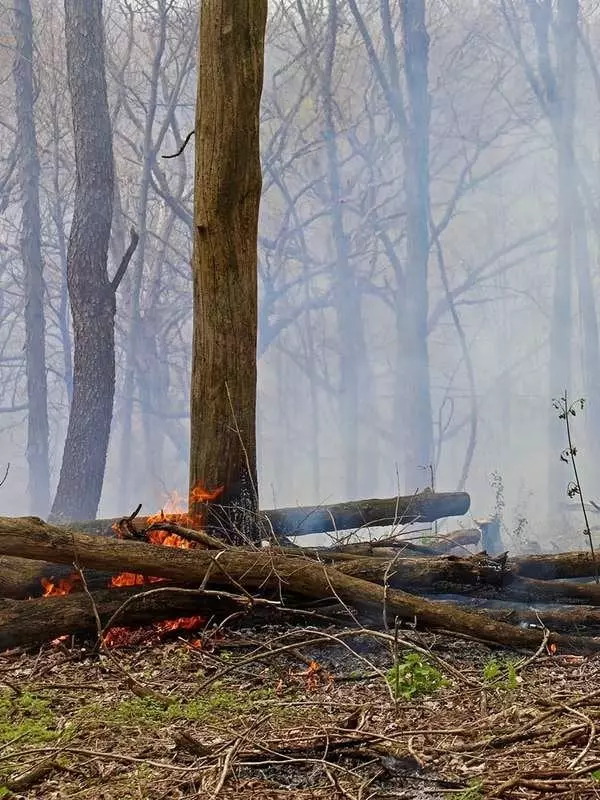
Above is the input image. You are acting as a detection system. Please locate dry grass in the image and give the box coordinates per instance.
[2,622,600,799]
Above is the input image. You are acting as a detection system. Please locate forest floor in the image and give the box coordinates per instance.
[2,621,600,799]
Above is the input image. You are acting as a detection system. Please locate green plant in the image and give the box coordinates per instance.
[483,658,518,689]
[554,391,598,583]
[448,781,484,800]
[0,690,58,746]
[386,652,449,700]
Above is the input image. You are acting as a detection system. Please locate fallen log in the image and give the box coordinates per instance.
[338,555,600,606]
[0,585,255,651]
[512,551,599,580]
[0,516,598,652]
[61,489,471,538]
[475,603,600,632]
[0,520,478,600]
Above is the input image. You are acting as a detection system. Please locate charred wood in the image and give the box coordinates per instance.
[0,516,598,652]
[0,585,255,650]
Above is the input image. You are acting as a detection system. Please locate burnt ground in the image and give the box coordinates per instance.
[2,621,600,799]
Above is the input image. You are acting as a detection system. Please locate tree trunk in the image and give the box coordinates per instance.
[51,0,116,521]
[189,0,267,540]
[12,0,50,517]
[396,0,433,491]
[67,490,470,537]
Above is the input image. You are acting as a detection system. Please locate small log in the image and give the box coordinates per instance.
[0,585,251,651]
[59,489,471,538]
[476,603,600,632]
[0,516,598,652]
[512,551,599,580]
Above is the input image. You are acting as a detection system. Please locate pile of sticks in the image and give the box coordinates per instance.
[1,490,600,653]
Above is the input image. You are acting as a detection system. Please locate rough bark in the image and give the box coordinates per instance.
[0,517,598,652]
[189,0,267,540]
[51,0,115,521]
[12,0,50,517]
[0,586,254,651]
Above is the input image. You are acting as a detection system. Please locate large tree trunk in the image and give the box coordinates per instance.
[189,0,267,541]
[396,0,433,491]
[51,0,116,521]
[1,517,598,652]
[12,0,50,517]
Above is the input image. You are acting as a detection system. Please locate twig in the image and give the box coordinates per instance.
[110,227,139,292]
[162,129,195,159]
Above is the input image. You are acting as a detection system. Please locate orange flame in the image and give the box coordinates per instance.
[41,573,80,597]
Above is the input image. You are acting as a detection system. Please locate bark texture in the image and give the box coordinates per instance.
[189,0,267,540]
[12,0,50,516]
[51,0,116,521]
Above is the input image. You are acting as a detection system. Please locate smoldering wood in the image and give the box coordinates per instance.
[0,585,257,651]
[511,551,599,580]
[0,516,599,652]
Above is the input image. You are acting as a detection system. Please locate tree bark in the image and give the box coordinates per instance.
[51,0,116,521]
[12,0,50,517]
[512,550,599,580]
[189,0,267,540]
[0,517,598,652]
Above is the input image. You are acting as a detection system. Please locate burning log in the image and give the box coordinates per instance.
[0,585,253,651]
[0,516,598,652]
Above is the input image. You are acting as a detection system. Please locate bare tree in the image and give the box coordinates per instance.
[51,0,135,520]
[188,0,267,540]
[12,0,50,516]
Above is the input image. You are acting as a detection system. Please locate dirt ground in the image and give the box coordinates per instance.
[2,621,600,799]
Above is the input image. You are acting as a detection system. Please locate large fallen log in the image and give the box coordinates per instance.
[61,489,471,538]
[0,585,256,651]
[0,516,598,652]
[0,522,479,600]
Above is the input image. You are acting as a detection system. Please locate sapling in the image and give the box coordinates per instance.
[553,391,598,584]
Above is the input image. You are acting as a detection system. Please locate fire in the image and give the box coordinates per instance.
[41,573,80,597]
[146,483,224,532]
[104,483,221,644]
[103,615,205,648]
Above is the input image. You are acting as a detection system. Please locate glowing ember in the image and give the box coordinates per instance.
[103,615,205,648]
[41,573,80,597]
